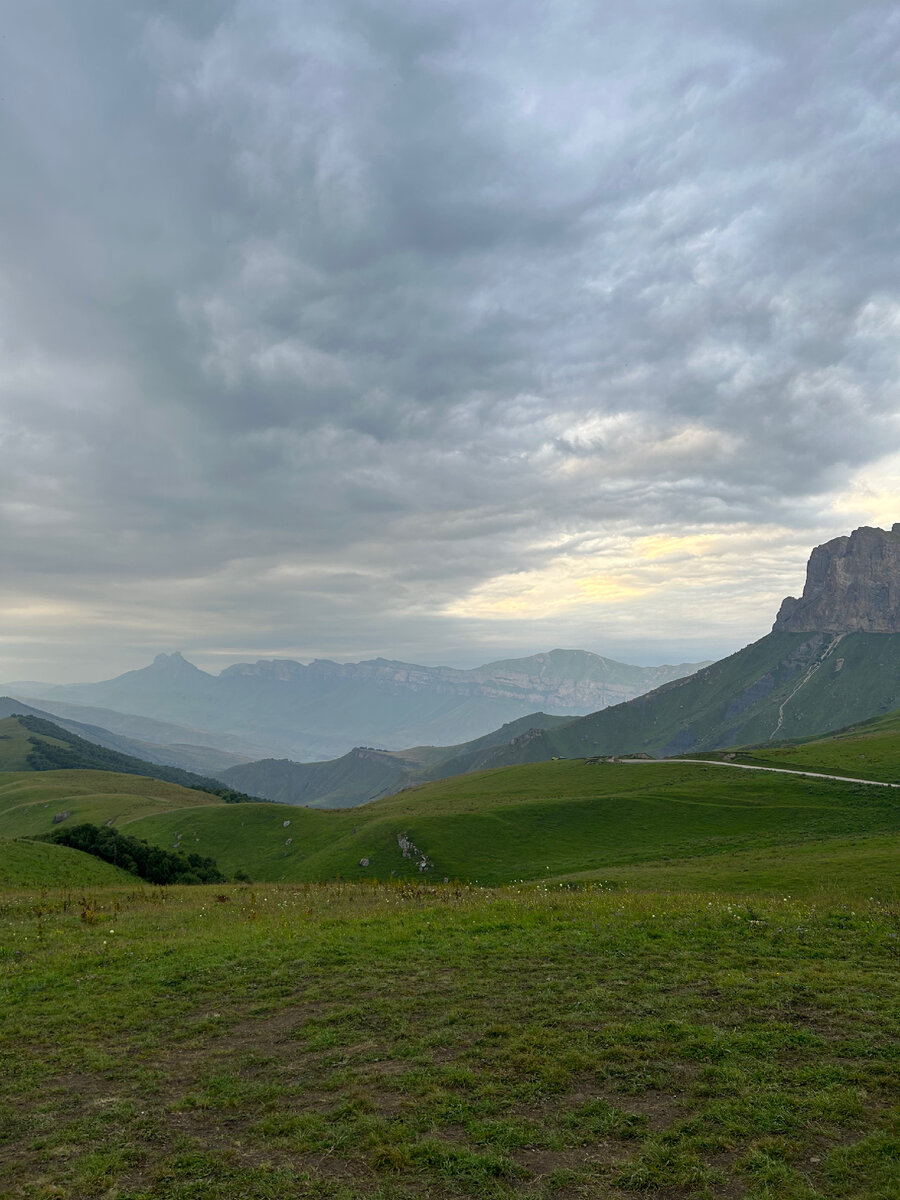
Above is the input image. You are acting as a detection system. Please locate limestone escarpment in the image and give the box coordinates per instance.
[773,523,900,633]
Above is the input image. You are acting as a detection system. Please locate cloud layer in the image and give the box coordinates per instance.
[1,0,898,679]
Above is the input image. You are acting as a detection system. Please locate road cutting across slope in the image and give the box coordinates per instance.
[615,757,900,787]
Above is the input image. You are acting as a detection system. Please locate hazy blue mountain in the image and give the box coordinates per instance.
[221,628,900,808]
[18,649,710,761]
[217,712,573,808]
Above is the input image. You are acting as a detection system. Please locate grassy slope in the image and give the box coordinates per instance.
[2,755,896,890]
[0,837,135,887]
[123,758,900,887]
[1,882,896,1199]
[398,711,575,769]
[2,711,898,891]
[124,802,342,880]
[0,715,71,771]
[0,769,221,841]
[478,631,900,764]
[734,707,900,781]
[555,833,899,901]
[0,713,258,801]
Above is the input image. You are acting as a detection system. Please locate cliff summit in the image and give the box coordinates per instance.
[773,523,900,633]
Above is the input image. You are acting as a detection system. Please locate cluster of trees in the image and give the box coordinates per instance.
[18,714,259,803]
[45,822,226,885]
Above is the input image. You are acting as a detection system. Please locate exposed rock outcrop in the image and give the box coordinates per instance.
[773,524,900,632]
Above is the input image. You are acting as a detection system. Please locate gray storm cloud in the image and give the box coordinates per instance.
[1,0,898,678]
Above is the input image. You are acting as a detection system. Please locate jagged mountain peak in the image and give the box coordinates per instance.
[152,651,190,667]
[773,523,900,633]
[142,652,213,680]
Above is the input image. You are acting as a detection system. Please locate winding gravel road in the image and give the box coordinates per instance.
[615,757,900,788]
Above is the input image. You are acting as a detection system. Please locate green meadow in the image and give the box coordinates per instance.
[0,770,220,843]
[1,711,898,1197]
[2,758,898,890]
[1,880,897,1200]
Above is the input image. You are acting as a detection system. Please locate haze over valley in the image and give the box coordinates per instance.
[6,646,709,764]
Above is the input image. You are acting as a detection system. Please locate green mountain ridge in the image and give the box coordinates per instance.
[0,695,255,776]
[0,712,262,804]
[468,630,900,767]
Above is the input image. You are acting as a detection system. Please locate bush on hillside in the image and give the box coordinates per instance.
[43,823,226,885]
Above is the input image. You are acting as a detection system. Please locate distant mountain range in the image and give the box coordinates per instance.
[215,524,900,805]
[9,648,710,762]
[217,628,900,807]
[11,523,900,812]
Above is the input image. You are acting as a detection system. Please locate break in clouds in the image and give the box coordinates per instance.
[1,0,899,678]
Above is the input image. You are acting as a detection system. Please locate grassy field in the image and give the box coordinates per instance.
[2,756,898,889]
[115,759,900,886]
[0,770,220,842]
[553,832,898,900]
[1,879,897,1200]
[1,717,898,1197]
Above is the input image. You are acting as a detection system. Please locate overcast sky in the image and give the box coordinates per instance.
[1,0,899,681]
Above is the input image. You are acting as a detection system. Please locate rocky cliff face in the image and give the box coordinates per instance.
[773,523,900,632]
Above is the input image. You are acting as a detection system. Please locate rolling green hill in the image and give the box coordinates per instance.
[554,831,899,899]
[112,758,900,890]
[0,769,223,841]
[0,836,135,886]
[4,705,898,894]
[731,705,900,781]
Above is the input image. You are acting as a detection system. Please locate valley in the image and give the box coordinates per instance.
[2,525,899,1198]
[2,708,898,893]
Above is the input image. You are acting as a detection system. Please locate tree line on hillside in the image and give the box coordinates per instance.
[18,714,262,803]
[44,823,228,885]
